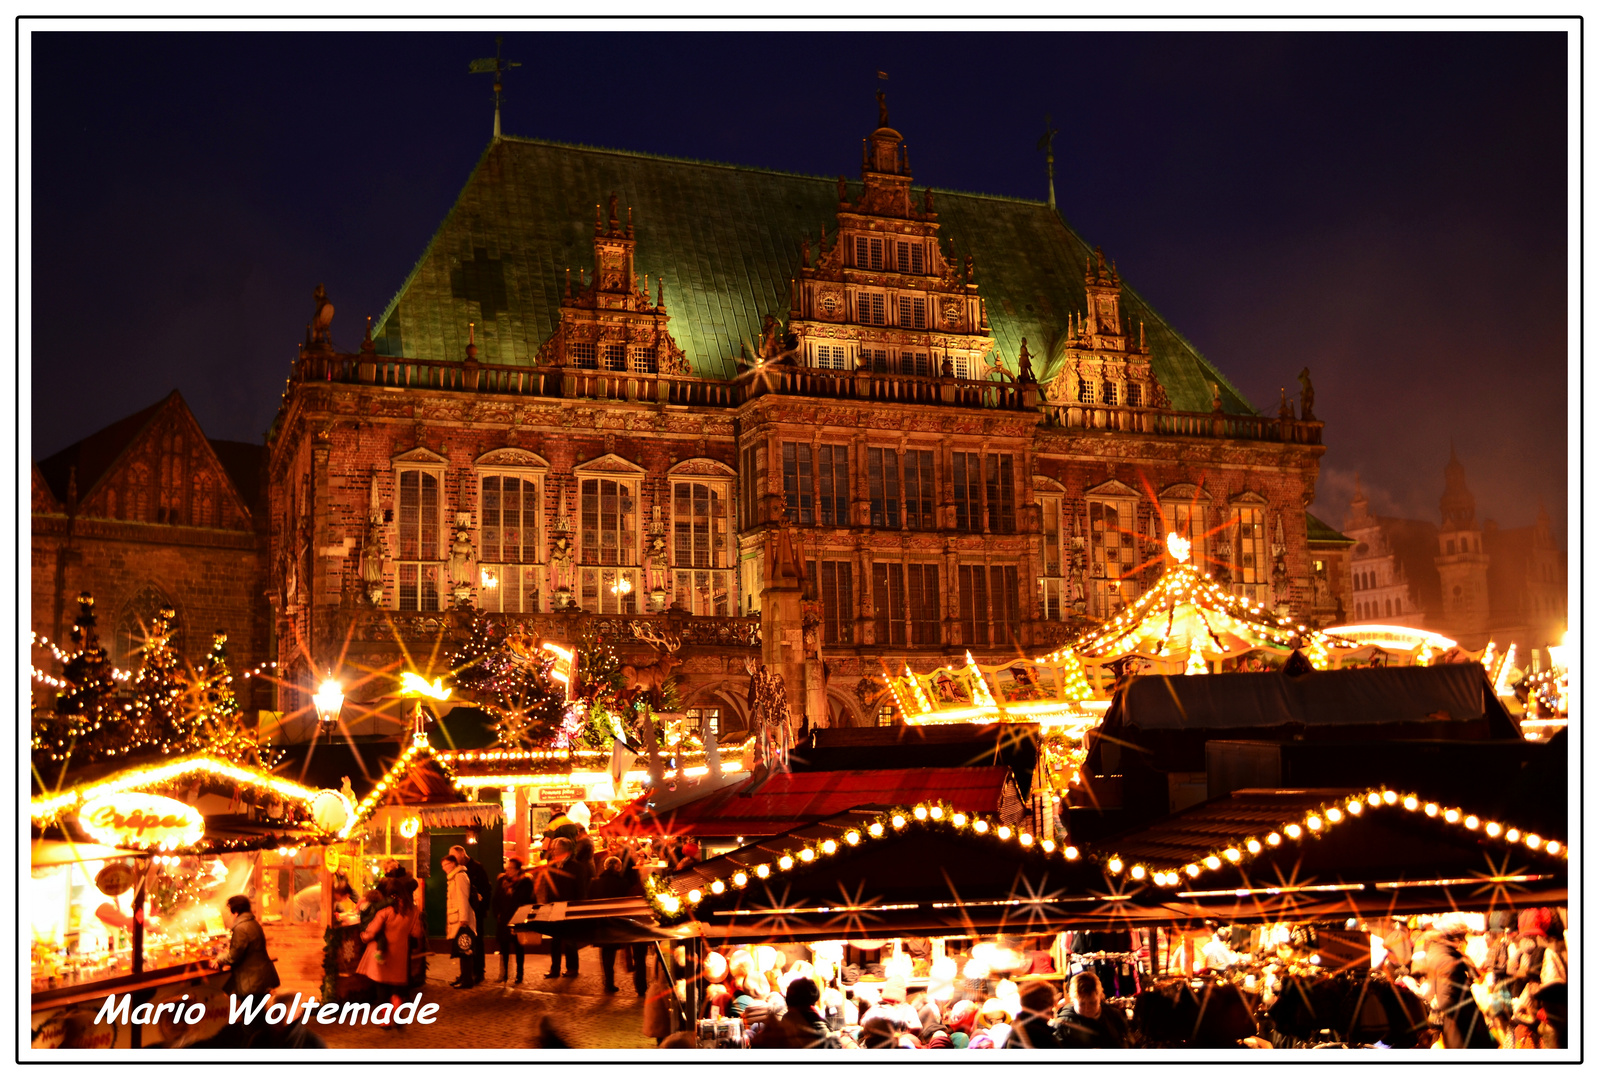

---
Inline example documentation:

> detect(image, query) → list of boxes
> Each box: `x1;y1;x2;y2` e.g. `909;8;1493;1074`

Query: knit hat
926;1030;953;1049
950;1031;970;1049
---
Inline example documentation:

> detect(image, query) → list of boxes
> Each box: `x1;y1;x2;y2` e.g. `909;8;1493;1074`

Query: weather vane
1037;113;1060;210
469;34;522;141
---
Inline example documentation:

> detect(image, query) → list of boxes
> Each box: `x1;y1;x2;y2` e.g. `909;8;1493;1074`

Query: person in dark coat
533;840;582;978
749;977;841;1049
1011;978;1060;1048
1423;920;1496;1049
450;844;492;984
588;857;645;993
1052;971;1130;1049
492;858;534;983
221;895;281;998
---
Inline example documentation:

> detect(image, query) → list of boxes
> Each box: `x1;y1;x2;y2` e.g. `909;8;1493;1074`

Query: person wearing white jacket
443;854;478;988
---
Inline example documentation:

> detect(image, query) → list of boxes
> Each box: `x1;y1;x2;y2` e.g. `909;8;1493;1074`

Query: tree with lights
127;605;193;758
570;631;677;751
449;615;570;750
186;631;261;765
36;592;122;766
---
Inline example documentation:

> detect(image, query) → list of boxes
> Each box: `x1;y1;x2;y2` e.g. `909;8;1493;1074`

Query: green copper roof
373;136;1256;414
1305;511;1355;545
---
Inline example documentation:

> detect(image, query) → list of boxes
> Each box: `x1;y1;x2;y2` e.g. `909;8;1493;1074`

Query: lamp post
313;676;345;732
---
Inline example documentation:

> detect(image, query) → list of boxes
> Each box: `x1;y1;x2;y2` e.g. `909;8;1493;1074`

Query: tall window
990;565;1020;645
895;240;924;274
862;292;887;325
672;481;731;615
781;442;814;525
951;356;973;380
1077;377;1094;403
868;448;900;528
739;444;767;531
397;469;441;611
1161;500;1206;569
1088;498;1138;617
985;454;1016;533
814;344;848;369
872;563;906;646
855;236;885;270
820;560;854;644
952;452;982;532
866;348;891;373
907;564;941;645
603;343;628;372
817;445;849;526
631;348;658;374
903;450;935;529
1102;381;1118;405
479;475;541;613
579;477;638;614
958;565;989;646
686;707;720;737
1233;506;1268;603
1038;494;1066;620
1127;382;1142;407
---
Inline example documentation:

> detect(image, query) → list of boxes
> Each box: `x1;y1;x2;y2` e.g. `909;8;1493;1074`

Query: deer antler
629;621;682;654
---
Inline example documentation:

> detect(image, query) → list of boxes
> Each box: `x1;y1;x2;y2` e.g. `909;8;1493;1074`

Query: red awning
602;766;1012;839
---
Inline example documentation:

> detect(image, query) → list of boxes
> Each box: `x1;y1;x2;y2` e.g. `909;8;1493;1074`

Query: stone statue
801;236;811;269
1016;337;1036;384
876;87;889;128
759;313;780;360
1297;367;1315;420
448;516;476;603
311;284;334;345
837;175;848;203
1210;380;1222;413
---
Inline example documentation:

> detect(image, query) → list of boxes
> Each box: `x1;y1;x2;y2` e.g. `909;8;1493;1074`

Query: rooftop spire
1440;445;1477;530
1037;113;1060;210
468;34;521;141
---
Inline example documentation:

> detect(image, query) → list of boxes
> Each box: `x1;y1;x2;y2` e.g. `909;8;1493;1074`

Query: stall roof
1111;664;1515;733
604;765;1014;839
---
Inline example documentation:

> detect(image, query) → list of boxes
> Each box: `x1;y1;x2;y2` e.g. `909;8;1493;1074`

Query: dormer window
603;343;628;372
855;236;886;270
570;342;598;369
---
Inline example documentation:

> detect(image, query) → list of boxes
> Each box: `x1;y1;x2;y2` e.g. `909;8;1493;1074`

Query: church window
1127;382;1143;407
867;447;900;528
903;449;935;529
397;469;442;612
1446;538;1456;554
1087;497;1138;617
817;444;850;526
672;480;731;615
820;560;854;644
985;454;1016;533
1102;381;1118;405
569;342;598;369
603;343;628;372
781;442;814;525
686;707;720;737
479;474;542;613
951;452;982;532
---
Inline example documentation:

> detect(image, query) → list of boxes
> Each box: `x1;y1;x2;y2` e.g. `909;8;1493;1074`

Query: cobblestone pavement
318;952;655;1051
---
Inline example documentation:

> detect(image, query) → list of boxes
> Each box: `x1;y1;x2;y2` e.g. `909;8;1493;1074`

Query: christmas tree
186;631;260;765
37;592;120;766
127;605;192;758
570;631;678;751
448;615;569;751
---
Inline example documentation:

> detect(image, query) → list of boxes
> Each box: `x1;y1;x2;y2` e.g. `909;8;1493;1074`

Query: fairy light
845;830;861;846
778;854;793;871
973;820;989;835
1444;809;1460;824
1284;823;1303;839
710;880;725;894
1425;803;1439;817
996;825;1012;840
1106;857;1124;874
821;839;837;855
732;871;748;888
755;864;770;879
891;814;907;829
1064;846;1079;860
1246;839;1261;854
1326;807;1343;824
869;822;884;837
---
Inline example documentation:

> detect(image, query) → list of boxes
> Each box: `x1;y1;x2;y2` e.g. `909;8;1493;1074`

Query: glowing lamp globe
313;678;345;729
1166;532;1192;563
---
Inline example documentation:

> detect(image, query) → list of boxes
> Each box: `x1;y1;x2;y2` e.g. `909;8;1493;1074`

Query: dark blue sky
30;28;1570;541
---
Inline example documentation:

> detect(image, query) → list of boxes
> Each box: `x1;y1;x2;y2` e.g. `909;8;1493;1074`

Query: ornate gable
77;393;253;529
534;195;689;376
474;447;550;470
1045;247;1165;412
1084;479;1142;500
667;457;736;478
1158;482;1211;503
391;446;449;467
574;453;646;475
32;462;62;515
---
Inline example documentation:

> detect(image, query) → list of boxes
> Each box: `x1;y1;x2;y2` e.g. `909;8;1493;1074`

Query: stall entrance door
422;822;506;942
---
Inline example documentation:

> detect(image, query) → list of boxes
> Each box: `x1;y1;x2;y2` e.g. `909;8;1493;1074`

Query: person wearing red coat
358;879;421;1027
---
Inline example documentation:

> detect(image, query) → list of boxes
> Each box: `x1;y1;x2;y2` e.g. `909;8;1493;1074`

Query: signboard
94;862;137;897
78;792;204;850
535;786;586;804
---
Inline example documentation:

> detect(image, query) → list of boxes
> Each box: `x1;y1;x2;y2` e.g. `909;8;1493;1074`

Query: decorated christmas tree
448;615;570;751
127;605;192;758
186;631;260;765
36;592;121;766
570;631;677;751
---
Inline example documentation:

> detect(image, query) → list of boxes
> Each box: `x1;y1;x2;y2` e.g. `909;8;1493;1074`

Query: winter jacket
492;870;534;926
1051;1004;1131;1049
1428;940;1496;1049
356;904;413;986
222;912;281;997
445;866;476;937
749;1005;841;1049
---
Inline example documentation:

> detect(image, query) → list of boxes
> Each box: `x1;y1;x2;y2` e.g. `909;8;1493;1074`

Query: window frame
1086;491;1139;618
393;454;448;613
669;472;735;616
574;456;646;615
475;458;549;614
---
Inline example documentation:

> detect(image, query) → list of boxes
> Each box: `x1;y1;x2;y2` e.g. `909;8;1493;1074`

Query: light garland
31;754;324;824
637;787;1569;920
341;734;462;839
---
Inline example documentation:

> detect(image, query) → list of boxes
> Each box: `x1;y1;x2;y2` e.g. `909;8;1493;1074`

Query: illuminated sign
78;793;204;850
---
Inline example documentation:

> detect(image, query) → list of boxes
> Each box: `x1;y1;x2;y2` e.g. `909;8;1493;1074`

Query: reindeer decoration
743;656;795;770
623;623;683;711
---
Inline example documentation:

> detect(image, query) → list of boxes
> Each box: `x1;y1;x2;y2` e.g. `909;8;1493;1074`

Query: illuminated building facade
266;108;1332;733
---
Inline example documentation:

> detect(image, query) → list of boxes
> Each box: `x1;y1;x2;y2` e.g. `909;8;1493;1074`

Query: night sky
29;28;1571;543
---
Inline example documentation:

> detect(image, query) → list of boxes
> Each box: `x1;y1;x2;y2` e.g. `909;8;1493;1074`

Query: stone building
1343;449;1566;653
31;390;269;693
266;108;1330;735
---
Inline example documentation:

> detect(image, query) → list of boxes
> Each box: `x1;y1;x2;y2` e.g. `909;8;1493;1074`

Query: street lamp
312;676;345;731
